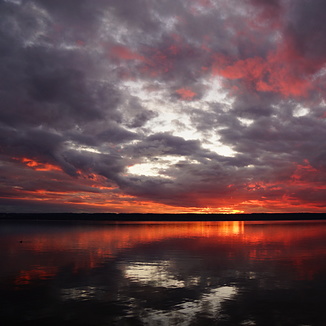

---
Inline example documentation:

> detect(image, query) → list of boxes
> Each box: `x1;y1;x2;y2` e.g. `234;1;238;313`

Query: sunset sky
1;0;326;214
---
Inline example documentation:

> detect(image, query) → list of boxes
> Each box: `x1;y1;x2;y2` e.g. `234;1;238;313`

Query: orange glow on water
14;266;58;285
5;221;326;286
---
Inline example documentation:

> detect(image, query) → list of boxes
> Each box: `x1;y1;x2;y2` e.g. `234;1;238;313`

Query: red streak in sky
110;45;145;61
175;88;197;100
14;157;62;172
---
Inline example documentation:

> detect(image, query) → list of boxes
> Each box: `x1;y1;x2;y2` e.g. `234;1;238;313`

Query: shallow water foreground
1;220;326;325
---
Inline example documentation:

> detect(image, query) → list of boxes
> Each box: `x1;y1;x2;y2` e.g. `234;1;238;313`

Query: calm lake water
1;220;326;326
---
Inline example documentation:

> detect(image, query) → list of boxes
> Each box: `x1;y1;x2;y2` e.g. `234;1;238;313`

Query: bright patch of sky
66;141;102;154
202;78;232;106
293;105;309;117
238;117;254;126
121;79;237;157
127;155;198;178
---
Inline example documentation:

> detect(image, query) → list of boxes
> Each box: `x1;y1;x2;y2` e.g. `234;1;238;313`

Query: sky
1;0;326;214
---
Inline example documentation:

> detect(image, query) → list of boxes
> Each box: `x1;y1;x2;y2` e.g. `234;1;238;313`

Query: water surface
1;220;326;325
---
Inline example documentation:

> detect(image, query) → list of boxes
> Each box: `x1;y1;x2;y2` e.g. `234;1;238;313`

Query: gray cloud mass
1;0;326;213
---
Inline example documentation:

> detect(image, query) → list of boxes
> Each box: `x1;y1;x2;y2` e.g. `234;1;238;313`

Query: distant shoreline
0;212;325;222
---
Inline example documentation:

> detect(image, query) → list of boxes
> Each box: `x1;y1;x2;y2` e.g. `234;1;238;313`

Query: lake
1;220;326;325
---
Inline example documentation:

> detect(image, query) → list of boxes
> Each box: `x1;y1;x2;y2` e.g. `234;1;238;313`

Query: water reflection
1;220;326;325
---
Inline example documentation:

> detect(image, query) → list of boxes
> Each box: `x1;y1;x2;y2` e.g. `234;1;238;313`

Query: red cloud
14;157;62;172
175;88;197;100
210;39;325;97
140;48;174;77
110;45;145;61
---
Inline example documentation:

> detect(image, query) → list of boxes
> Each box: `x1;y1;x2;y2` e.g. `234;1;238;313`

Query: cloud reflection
122;260;186;288
1;220;326;325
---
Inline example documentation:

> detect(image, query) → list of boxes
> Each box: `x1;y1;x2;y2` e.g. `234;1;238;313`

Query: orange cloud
14;157;62;172
6;181;326;214
6;158;326;214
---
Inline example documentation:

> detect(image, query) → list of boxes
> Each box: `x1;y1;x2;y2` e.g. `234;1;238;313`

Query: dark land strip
0;212;325;222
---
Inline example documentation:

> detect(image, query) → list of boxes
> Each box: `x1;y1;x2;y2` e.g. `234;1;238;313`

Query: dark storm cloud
1;0;326;212
0;1;134;180
286;0;326;61
127;133;203;157
32;0;101;22
121;96;158;129
0;159;99;195
120;157;242;207
186;97;326;208
118;132;258;207
249;0;282;18
232;93;277;119
107;0;163;34
126;110;157;129
219;112;326;160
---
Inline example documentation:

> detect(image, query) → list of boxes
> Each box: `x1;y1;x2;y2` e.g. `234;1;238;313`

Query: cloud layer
1;0;326;213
